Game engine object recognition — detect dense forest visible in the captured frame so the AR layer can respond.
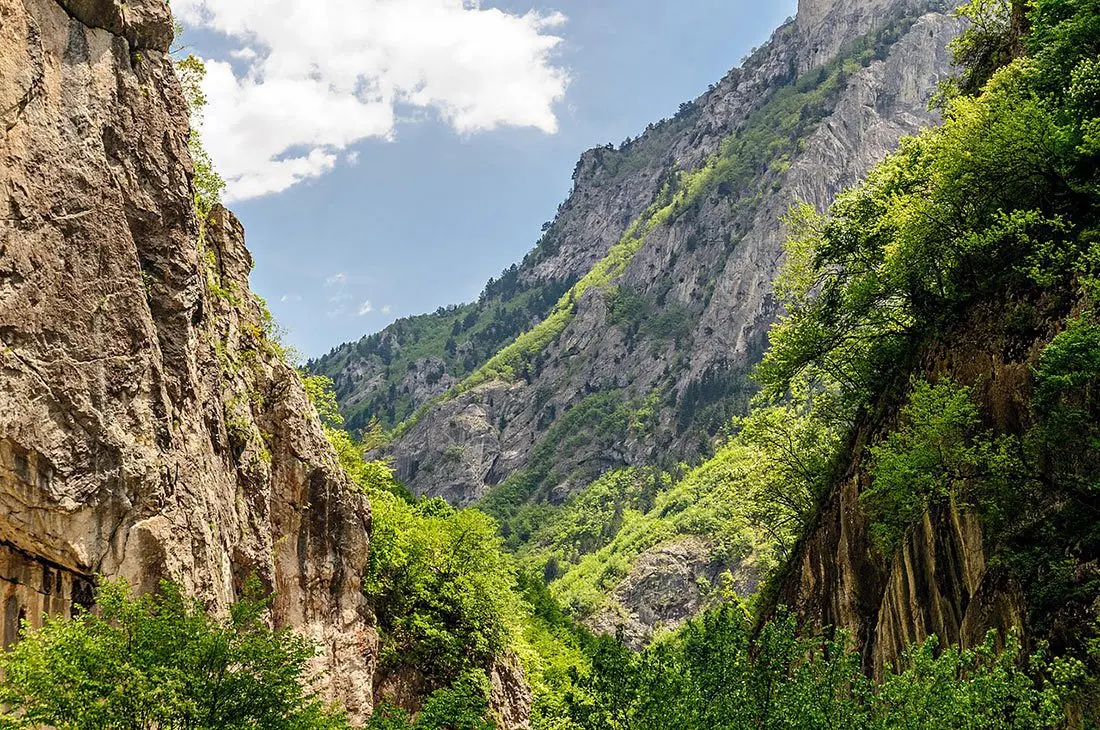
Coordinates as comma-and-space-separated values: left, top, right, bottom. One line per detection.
1, 0, 1098, 728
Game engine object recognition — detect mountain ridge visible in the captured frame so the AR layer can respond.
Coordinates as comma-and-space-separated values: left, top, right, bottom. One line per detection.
316, 0, 961, 514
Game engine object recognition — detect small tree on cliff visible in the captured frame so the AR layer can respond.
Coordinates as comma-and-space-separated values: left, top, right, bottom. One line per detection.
0, 578, 350, 730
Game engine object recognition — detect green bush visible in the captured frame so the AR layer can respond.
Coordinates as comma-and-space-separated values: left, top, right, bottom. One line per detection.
0, 579, 349, 730
864, 379, 1021, 553
566, 604, 1089, 730
368, 672, 495, 730
365, 494, 525, 680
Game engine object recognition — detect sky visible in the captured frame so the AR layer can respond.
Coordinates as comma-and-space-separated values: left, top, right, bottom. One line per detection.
175, 0, 799, 358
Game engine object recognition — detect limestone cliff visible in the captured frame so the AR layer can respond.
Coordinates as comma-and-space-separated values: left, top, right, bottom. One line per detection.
0, 0, 375, 718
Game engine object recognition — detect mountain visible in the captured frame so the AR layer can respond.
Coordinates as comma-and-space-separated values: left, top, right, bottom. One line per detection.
316, 0, 961, 510
5, 0, 1098, 727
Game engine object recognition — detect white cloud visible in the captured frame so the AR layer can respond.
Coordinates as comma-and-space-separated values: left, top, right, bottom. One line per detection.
325, 273, 348, 288
175, 0, 570, 201
358, 301, 374, 316
382, 305, 392, 315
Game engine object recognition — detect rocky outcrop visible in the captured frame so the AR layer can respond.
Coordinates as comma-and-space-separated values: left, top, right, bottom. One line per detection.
776, 301, 1057, 675
382, 1, 962, 507
586, 536, 764, 648
0, 0, 375, 719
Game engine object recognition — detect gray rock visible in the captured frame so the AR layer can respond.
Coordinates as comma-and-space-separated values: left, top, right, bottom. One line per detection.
386, 1, 963, 509
586, 536, 764, 649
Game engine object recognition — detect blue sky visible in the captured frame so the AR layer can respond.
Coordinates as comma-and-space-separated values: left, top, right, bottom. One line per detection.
177, 0, 798, 358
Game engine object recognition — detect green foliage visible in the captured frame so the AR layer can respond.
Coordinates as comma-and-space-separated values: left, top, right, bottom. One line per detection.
864, 379, 1021, 553
303, 353, 584, 728
302, 373, 411, 500
760, 0, 1100, 408
520, 468, 669, 568
0, 578, 349, 730
365, 494, 525, 679
732, 389, 844, 550
313, 278, 575, 433
511, 372, 845, 622
173, 53, 225, 219
994, 314, 1100, 629
948, 0, 1028, 95
480, 391, 638, 544
565, 604, 1087, 730
605, 287, 692, 345
303, 374, 345, 430
368, 673, 495, 730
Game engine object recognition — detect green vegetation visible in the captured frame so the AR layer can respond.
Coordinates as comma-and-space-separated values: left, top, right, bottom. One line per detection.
302, 378, 542, 728
369, 673, 496, 730
565, 604, 1091, 730
174, 51, 225, 221
312, 277, 575, 433
864, 379, 1020, 553
365, 495, 525, 679
0, 579, 349, 730
538, 389, 843, 618
479, 391, 638, 544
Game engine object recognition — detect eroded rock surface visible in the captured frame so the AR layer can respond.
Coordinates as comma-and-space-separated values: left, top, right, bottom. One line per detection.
586, 536, 764, 648
0, 0, 375, 718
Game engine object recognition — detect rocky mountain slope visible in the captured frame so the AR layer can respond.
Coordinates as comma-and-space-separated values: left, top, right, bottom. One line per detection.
0, 0, 375, 718
318, 0, 962, 513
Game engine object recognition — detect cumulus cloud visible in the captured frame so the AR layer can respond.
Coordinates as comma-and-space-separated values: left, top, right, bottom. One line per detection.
357, 301, 374, 316
174, 0, 570, 201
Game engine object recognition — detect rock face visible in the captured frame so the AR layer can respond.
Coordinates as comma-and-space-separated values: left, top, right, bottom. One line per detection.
586, 536, 764, 649
369, 0, 961, 508
0, 0, 375, 719
775, 302, 1050, 675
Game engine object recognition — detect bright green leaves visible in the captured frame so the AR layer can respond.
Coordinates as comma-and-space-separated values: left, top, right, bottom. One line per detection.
365, 493, 525, 682
174, 53, 226, 220
302, 373, 345, 430
0, 579, 350, 730
733, 392, 843, 551
864, 379, 1020, 553
869, 632, 1085, 730
949, 0, 1026, 95
369, 675, 496, 730
566, 605, 1085, 730
760, 0, 1098, 409
1031, 315, 1100, 496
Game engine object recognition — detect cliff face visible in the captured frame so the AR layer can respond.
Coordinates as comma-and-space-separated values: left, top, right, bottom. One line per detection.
364, 0, 960, 508
0, 0, 375, 718
776, 299, 1062, 675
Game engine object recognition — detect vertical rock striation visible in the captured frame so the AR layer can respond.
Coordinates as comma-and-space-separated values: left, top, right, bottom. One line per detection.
0, 0, 376, 718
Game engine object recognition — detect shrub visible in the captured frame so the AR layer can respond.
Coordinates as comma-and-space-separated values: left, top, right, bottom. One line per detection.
0, 579, 349, 730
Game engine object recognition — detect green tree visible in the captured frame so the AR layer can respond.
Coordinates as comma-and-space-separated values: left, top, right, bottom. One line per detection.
863, 379, 1021, 553
0, 579, 349, 730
